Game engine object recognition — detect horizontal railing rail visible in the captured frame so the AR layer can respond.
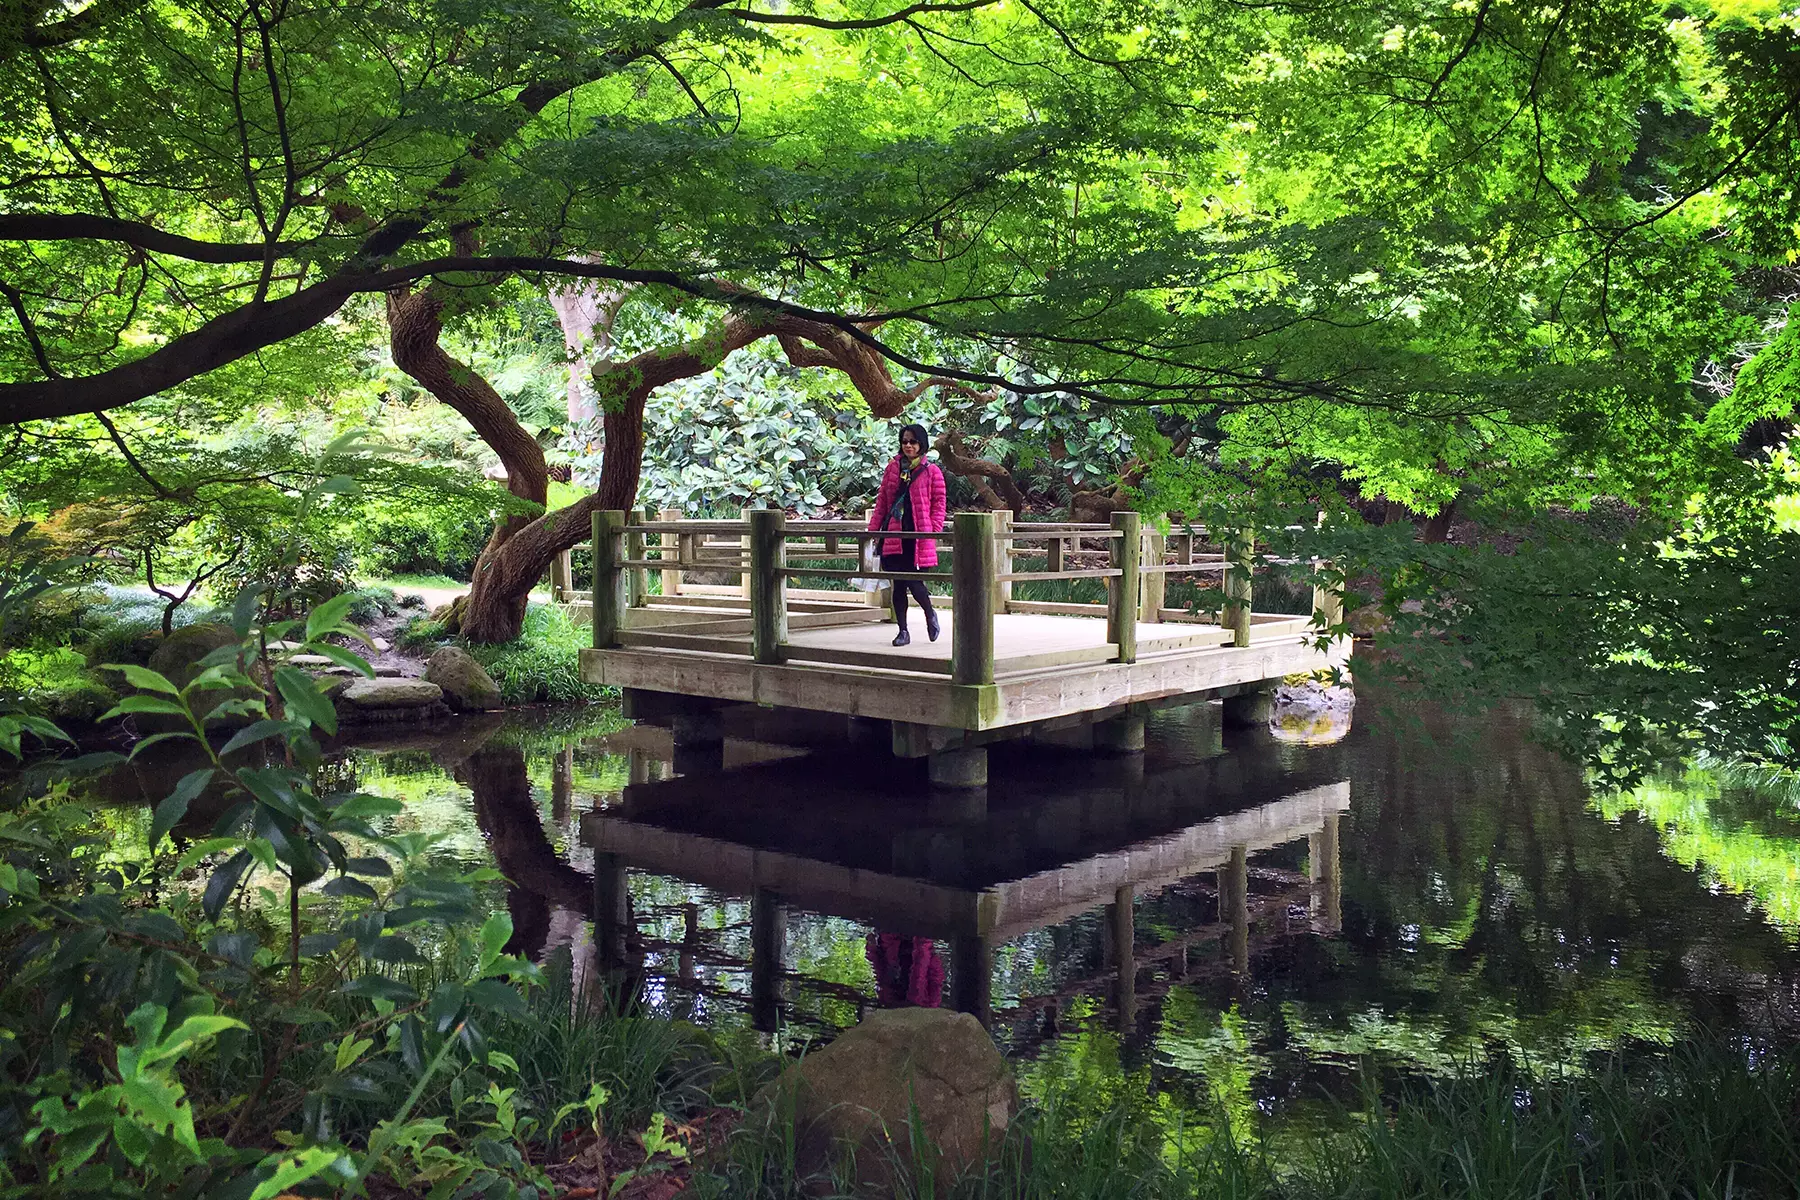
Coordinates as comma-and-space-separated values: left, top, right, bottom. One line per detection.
586, 506, 1343, 677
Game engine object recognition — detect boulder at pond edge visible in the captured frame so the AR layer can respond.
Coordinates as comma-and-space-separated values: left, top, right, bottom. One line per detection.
138, 623, 256, 729
425, 646, 503, 711
751, 1007, 1017, 1195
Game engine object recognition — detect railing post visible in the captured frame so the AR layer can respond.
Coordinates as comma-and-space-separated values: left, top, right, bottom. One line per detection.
1223, 524, 1253, 648
990, 509, 1013, 616
1107, 510, 1140, 663
1139, 525, 1165, 624
952, 511, 996, 684
1046, 534, 1065, 575
739, 519, 753, 600
749, 507, 787, 664
659, 507, 683, 597
591, 509, 626, 649
626, 507, 649, 608
1311, 557, 1344, 635
551, 550, 573, 601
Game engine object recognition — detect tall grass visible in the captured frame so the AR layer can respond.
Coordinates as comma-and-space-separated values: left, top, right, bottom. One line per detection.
700, 1040, 1800, 1199
462, 604, 612, 704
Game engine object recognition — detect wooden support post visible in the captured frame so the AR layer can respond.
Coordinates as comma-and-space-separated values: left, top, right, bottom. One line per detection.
1223, 524, 1253, 647
1312, 557, 1344, 633
750, 888, 786, 1032
952, 511, 997, 685
1310, 813, 1342, 933
1107, 510, 1141, 663
551, 550, 573, 601
1046, 535, 1065, 574
1139, 526, 1165, 624
748, 508, 788, 664
593, 852, 629, 970
991, 509, 1014, 615
1221, 844, 1249, 976
659, 508, 683, 597
951, 935, 992, 1026
1110, 884, 1136, 1032
626, 507, 648, 608
591, 510, 626, 649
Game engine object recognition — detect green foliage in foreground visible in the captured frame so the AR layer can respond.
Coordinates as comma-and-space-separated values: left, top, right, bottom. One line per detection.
0, 604, 700, 1197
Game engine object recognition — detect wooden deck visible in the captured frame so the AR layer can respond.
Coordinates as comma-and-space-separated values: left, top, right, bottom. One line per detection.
575, 512, 1350, 763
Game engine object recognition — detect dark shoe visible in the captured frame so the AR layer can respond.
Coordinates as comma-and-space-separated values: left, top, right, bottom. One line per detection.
892, 629, 912, 647
924, 608, 940, 641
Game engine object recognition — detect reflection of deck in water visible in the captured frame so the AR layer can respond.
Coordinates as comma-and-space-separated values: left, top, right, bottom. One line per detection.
500, 728, 1353, 1030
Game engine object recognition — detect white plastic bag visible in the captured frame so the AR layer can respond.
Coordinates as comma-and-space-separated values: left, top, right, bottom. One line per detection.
851, 538, 885, 591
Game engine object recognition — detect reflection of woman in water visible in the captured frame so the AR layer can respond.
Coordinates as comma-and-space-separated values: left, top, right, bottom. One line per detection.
866, 932, 945, 1008
867, 423, 948, 647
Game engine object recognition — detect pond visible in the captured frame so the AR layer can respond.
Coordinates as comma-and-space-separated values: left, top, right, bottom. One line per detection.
84, 685, 1800, 1127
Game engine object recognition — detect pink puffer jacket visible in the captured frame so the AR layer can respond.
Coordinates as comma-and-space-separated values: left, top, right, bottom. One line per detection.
868, 457, 948, 566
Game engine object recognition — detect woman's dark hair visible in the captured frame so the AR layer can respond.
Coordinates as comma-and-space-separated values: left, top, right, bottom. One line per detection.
898, 423, 930, 451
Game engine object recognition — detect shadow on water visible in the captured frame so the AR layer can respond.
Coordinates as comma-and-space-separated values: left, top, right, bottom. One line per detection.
60, 684, 1800, 1118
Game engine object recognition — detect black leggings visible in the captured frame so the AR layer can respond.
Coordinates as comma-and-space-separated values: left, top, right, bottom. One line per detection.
880, 551, 935, 627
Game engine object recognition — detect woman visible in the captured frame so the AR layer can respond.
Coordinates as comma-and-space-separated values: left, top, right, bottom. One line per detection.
868, 423, 947, 646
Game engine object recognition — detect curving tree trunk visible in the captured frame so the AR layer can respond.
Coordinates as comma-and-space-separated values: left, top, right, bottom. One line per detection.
388, 285, 551, 642
388, 296, 960, 642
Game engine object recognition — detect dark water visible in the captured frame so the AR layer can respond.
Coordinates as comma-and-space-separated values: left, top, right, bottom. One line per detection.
83, 688, 1800, 1119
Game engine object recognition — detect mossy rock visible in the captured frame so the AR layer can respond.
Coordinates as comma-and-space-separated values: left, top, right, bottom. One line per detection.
139, 623, 258, 729
145, 622, 241, 689
425, 646, 503, 711
751, 1008, 1016, 1195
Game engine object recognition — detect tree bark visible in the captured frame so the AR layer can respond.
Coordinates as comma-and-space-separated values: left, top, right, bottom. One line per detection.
933, 428, 1027, 510
548, 277, 629, 423
387, 285, 550, 642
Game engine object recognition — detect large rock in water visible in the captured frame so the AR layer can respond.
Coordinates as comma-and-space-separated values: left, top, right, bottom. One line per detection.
337, 678, 452, 725
754, 1008, 1017, 1194
341, 678, 443, 708
425, 646, 503, 711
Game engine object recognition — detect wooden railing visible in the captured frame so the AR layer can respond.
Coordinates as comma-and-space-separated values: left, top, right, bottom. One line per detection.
586, 509, 1341, 682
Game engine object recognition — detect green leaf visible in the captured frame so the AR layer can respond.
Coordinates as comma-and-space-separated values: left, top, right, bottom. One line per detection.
102, 694, 191, 720
231, 583, 264, 637
298, 641, 373, 675
203, 849, 254, 922
218, 719, 299, 759
173, 837, 242, 875
150, 769, 214, 851
274, 666, 337, 735
334, 1033, 374, 1072
341, 974, 417, 1004
248, 1148, 354, 1200
129, 731, 198, 760
477, 911, 512, 973
399, 1014, 426, 1075
305, 593, 357, 642
322, 876, 379, 901
110, 664, 181, 695
466, 980, 528, 1018
329, 793, 404, 820
426, 982, 465, 1034
370, 935, 426, 965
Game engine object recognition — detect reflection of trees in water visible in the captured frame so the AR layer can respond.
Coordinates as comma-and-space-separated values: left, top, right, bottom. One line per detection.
1599, 772, 1800, 937
1292, 699, 1800, 1073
